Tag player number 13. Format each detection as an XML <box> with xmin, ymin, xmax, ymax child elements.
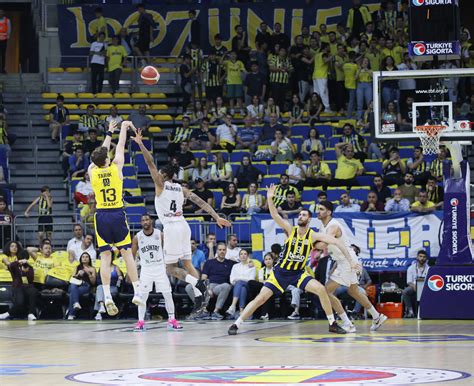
<box><xmin>100</xmin><ymin>188</ymin><xmax>117</xmax><ymax>203</ymax></box>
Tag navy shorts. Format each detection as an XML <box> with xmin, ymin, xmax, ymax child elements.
<box><xmin>94</xmin><ymin>208</ymin><xmax>131</xmax><ymax>252</ymax></box>
<box><xmin>264</xmin><ymin>268</ymin><xmax>313</xmax><ymax>294</ymax></box>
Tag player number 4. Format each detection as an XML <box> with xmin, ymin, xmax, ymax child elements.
<box><xmin>170</xmin><ymin>200</ymin><xmax>177</xmax><ymax>212</ymax></box>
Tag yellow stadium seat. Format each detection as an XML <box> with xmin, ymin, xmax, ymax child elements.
<box><xmin>281</xmin><ymin>112</ymin><xmax>290</xmax><ymax>118</ymax></box>
<box><xmin>186</xmin><ymin>216</ymin><xmax>205</xmax><ymax>221</ymax></box>
<box><xmin>42</xmin><ymin>92</ymin><xmax>58</xmax><ymax>99</ymax></box>
<box><xmin>0</xmin><ymin>269</ymin><xmax>12</xmax><ymax>282</ymax></box>
<box><xmin>97</xmin><ymin>104</ymin><xmax>113</xmax><ymax>110</ymax></box>
<box><xmin>42</xmin><ymin>104</ymin><xmax>55</xmax><ymax>110</ymax></box>
<box><xmin>96</xmin><ymin>93</ymin><xmax>113</xmax><ymax>98</ymax></box>
<box><xmin>77</xmin><ymin>93</ymin><xmax>94</xmax><ymax>98</ymax></box>
<box><xmin>154</xmin><ymin>114</ymin><xmax>173</xmax><ymax>121</ymax></box>
<box><xmin>154</xmin><ymin>58</ymin><xmax>167</xmax><ymax>64</ymax></box>
<box><xmin>48</xmin><ymin>67</ymin><xmax>64</xmax><ymax>73</ymax></box>
<box><xmin>175</xmin><ymin>114</ymin><xmax>184</xmax><ymax>121</ymax></box>
<box><xmin>61</xmin><ymin>92</ymin><xmax>77</xmax><ymax>99</ymax></box>
<box><xmin>124</xmin><ymin>188</ymin><xmax>143</xmax><ymax>197</ymax></box>
<box><xmin>149</xmin><ymin>126</ymin><xmax>161</xmax><ymax>133</ymax></box>
<box><xmin>257</xmin><ymin>145</ymin><xmax>271</xmax><ymax>151</ymax></box>
<box><xmin>168</xmin><ymin>57</ymin><xmax>182</xmax><ymax>64</ymax></box>
<box><xmin>157</xmin><ymin>67</ymin><xmax>175</xmax><ymax>73</ymax></box>
<box><xmin>44</xmin><ymin>103</ymin><xmax>78</xmax><ymax>110</ymax></box>
<box><xmin>64</xmin><ymin>104</ymin><xmax>79</xmax><ymax>109</ymax></box>
<box><xmin>114</xmin><ymin>93</ymin><xmax>130</xmax><ymax>98</ymax></box>
<box><xmin>116</xmin><ymin>104</ymin><xmax>133</xmax><ymax>109</ymax></box>
<box><xmin>69</xmin><ymin>114</ymin><xmax>81</xmax><ymax>121</ymax></box>
<box><xmin>150</xmin><ymin>104</ymin><xmax>168</xmax><ymax>110</ymax></box>
<box><xmin>65</xmin><ymin>67</ymin><xmax>83</xmax><ymax>73</ymax></box>
<box><xmin>132</xmin><ymin>104</ymin><xmax>148</xmax><ymax>109</ymax></box>
<box><xmin>148</xmin><ymin>92</ymin><xmax>166</xmax><ymax>99</ymax></box>
<box><xmin>79</xmin><ymin>104</ymin><xmax>96</xmax><ymax>110</ymax></box>
<box><xmin>123</xmin><ymin>67</ymin><xmax>133</xmax><ymax>73</ymax></box>
<box><xmin>131</xmin><ymin>93</ymin><xmax>148</xmax><ymax>98</ymax></box>
<box><xmin>303</xmin><ymin>186</ymin><xmax>323</xmax><ymax>190</ymax></box>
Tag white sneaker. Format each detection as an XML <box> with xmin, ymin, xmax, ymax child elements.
<box><xmin>0</xmin><ymin>312</ymin><xmax>10</xmax><ymax>320</ymax></box>
<box><xmin>95</xmin><ymin>312</ymin><xmax>102</xmax><ymax>321</ymax></box>
<box><xmin>225</xmin><ymin>307</ymin><xmax>236</xmax><ymax>317</ymax></box>
<box><xmin>132</xmin><ymin>294</ymin><xmax>145</xmax><ymax>307</ymax></box>
<box><xmin>73</xmin><ymin>302</ymin><xmax>82</xmax><ymax>310</ymax></box>
<box><xmin>260</xmin><ymin>313</ymin><xmax>269</xmax><ymax>320</ymax></box>
<box><xmin>370</xmin><ymin>314</ymin><xmax>388</xmax><ymax>331</ymax></box>
<box><xmin>104</xmin><ymin>298</ymin><xmax>119</xmax><ymax>316</ymax></box>
<box><xmin>342</xmin><ymin>322</ymin><xmax>356</xmax><ymax>333</ymax></box>
<box><xmin>27</xmin><ymin>314</ymin><xmax>37</xmax><ymax>321</ymax></box>
<box><xmin>67</xmin><ymin>315</ymin><xmax>75</xmax><ymax>320</ymax></box>
<box><xmin>98</xmin><ymin>304</ymin><xmax>106</xmax><ymax>314</ymax></box>
<box><xmin>287</xmin><ymin>311</ymin><xmax>300</xmax><ymax>320</ymax></box>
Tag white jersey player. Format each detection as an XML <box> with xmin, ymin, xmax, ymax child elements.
<box><xmin>316</xmin><ymin>201</ymin><xmax>387</xmax><ymax>333</ymax></box>
<box><xmin>132</xmin><ymin>129</ymin><xmax>231</xmax><ymax>314</ymax></box>
<box><xmin>131</xmin><ymin>214</ymin><xmax>182</xmax><ymax>331</ymax></box>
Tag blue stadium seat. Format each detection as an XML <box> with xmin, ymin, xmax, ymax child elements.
<box><xmin>398</xmin><ymin>147</ymin><xmax>413</xmax><ymax>159</ymax></box>
<box><xmin>291</xmin><ymin>125</ymin><xmax>310</xmax><ymax>137</ymax></box>
<box><xmin>207</xmin><ymin>223</ymin><xmax>228</xmax><ymax>243</ymax></box>
<box><xmin>356</xmin><ymin>175</ymin><xmax>375</xmax><ymax>186</ymax></box>
<box><xmin>207</xmin><ymin>151</ymin><xmax>229</xmax><ymax>162</ymax></box>
<box><xmin>123</xmin><ymin>179</ymin><xmax>139</xmax><ymax>189</ymax></box>
<box><xmin>232</xmin><ymin>218</ymin><xmax>251</xmax><ymax>243</ymax></box>
<box><xmin>124</xmin><ymin>195</ymin><xmax>145</xmax><ymax>205</ymax></box>
<box><xmin>187</xmin><ymin>218</ymin><xmax>204</xmax><ymax>241</ymax></box>
<box><xmin>252</xmin><ymin>161</ymin><xmax>267</xmax><ymax>176</ymax></box>
<box><xmin>261</xmin><ymin>175</ymin><xmax>279</xmax><ymax>186</ymax></box>
<box><xmin>191</xmin><ymin>151</ymin><xmax>207</xmax><ymax>162</ymax></box>
<box><xmin>268</xmin><ymin>162</ymin><xmax>289</xmax><ymax>175</ymax></box>
<box><xmin>326</xmin><ymin>188</ymin><xmax>347</xmax><ymax>202</ymax></box>
<box><xmin>364</xmin><ymin>161</ymin><xmax>383</xmax><ymax>174</ymax></box>
<box><xmin>124</xmin><ymin>152</ymin><xmax>131</xmax><ymax>164</ymax></box>
<box><xmin>122</xmin><ymin>164</ymin><xmax>136</xmax><ymax>177</ymax></box>
<box><xmin>230</xmin><ymin>163</ymin><xmax>239</xmax><ymax>176</ymax></box>
<box><xmin>131</xmin><ymin>139</ymin><xmax>152</xmax><ymax>152</ymax></box>
<box><xmin>328</xmin><ymin>136</ymin><xmax>343</xmax><ymax>148</ymax></box>
<box><xmin>323</xmin><ymin>149</ymin><xmax>337</xmax><ymax>161</ymax></box>
<box><xmin>134</xmin><ymin>153</ymin><xmax>149</xmax><ymax>174</ymax></box>
<box><xmin>230</xmin><ymin>150</ymin><xmax>250</xmax><ymax>163</ymax></box>
<box><xmin>301</xmin><ymin>189</ymin><xmax>319</xmax><ymax>202</ymax></box>
<box><xmin>210</xmin><ymin>189</ymin><xmax>224</xmax><ymax>208</ymax></box>
<box><xmin>291</xmin><ymin>136</ymin><xmax>304</xmax><ymax>151</ymax></box>
<box><xmin>314</xmin><ymin>125</ymin><xmax>333</xmax><ymax>137</ymax></box>
<box><xmin>350</xmin><ymin>187</ymin><xmax>370</xmax><ymax>201</ymax></box>
<box><xmin>326</xmin><ymin>161</ymin><xmax>337</xmax><ymax>175</ymax></box>
<box><xmin>125</xmin><ymin>205</ymin><xmax>147</xmax><ymax>229</ymax></box>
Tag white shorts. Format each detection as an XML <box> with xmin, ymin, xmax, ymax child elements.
<box><xmin>140</xmin><ymin>269</ymin><xmax>172</xmax><ymax>294</ymax></box>
<box><xmin>163</xmin><ymin>221</ymin><xmax>192</xmax><ymax>264</ymax></box>
<box><xmin>330</xmin><ymin>254</ymin><xmax>360</xmax><ymax>287</ymax></box>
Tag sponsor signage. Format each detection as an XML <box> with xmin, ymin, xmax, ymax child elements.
<box><xmin>411</xmin><ymin>0</ymin><xmax>457</xmax><ymax>6</ymax></box>
<box><xmin>409</xmin><ymin>41</ymin><xmax>461</xmax><ymax>57</ymax></box>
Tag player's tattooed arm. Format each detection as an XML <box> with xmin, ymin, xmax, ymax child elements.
<box><xmin>184</xmin><ymin>188</ymin><xmax>231</xmax><ymax>229</ymax></box>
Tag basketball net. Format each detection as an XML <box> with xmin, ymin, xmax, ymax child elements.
<box><xmin>414</xmin><ymin>125</ymin><xmax>447</xmax><ymax>155</ymax></box>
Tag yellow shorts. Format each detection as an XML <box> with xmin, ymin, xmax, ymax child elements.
<box><xmin>264</xmin><ymin>268</ymin><xmax>313</xmax><ymax>294</ymax></box>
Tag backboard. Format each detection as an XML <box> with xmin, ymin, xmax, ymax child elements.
<box><xmin>373</xmin><ymin>68</ymin><xmax>474</xmax><ymax>142</ymax></box>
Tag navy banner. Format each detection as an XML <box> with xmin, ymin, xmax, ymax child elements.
<box><xmin>57</xmin><ymin>0</ymin><xmax>380</xmax><ymax>57</ymax></box>
<box><xmin>408</xmin><ymin>41</ymin><xmax>461</xmax><ymax>57</ymax></box>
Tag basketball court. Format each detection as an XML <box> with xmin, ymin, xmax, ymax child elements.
<box><xmin>0</xmin><ymin>319</ymin><xmax>473</xmax><ymax>385</ymax></box>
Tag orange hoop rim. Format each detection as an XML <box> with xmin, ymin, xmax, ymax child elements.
<box><xmin>414</xmin><ymin>125</ymin><xmax>447</xmax><ymax>138</ymax></box>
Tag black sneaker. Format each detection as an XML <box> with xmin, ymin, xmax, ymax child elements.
<box><xmin>196</xmin><ymin>279</ymin><xmax>210</xmax><ymax>308</ymax></box>
<box><xmin>329</xmin><ymin>321</ymin><xmax>347</xmax><ymax>334</ymax></box>
<box><xmin>228</xmin><ymin>324</ymin><xmax>238</xmax><ymax>335</ymax></box>
<box><xmin>191</xmin><ymin>295</ymin><xmax>203</xmax><ymax>314</ymax></box>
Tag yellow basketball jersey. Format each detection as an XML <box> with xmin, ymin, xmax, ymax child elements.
<box><xmin>276</xmin><ymin>226</ymin><xmax>314</xmax><ymax>271</ymax></box>
<box><xmin>91</xmin><ymin>163</ymin><xmax>124</xmax><ymax>209</ymax></box>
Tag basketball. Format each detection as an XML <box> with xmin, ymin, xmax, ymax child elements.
<box><xmin>140</xmin><ymin>65</ymin><xmax>160</xmax><ymax>85</ymax></box>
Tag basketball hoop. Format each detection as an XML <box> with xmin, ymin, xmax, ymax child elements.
<box><xmin>414</xmin><ymin>125</ymin><xmax>448</xmax><ymax>155</ymax></box>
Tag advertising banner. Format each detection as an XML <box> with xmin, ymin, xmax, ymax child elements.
<box><xmin>408</xmin><ymin>41</ymin><xmax>461</xmax><ymax>57</ymax></box>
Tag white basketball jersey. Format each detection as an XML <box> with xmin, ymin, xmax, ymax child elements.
<box><xmin>154</xmin><ymin>181</ymin><xmax>185</xmax><ymax>225</ymax></box>
<box><xmin>319</xmin><ymin>218</ymin><xmax>357</xmax><ymax>264</ymax></box>
<box><xmin>136</xmin><ymin>229</ymin><xmax>165</xmax><ymax>271</ymax></box>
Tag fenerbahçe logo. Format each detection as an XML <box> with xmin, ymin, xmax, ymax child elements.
<box><xmin>428</xmin><ymin>275</ymin><xmax>444</xmax><ymax>291</ymax></box>
<box><xmin>413</xmin><ymin>43</ymin><xmax>426</xmax><ymax>55</ymax></box>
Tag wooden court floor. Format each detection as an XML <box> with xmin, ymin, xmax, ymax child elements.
<box><xmin>0</xmin><ymin>318</ymin><xmax>473</xmax><ymax>385</ymax></box>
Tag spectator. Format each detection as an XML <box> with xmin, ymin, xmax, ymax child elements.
<box><xmin>271</xmin><ymin>129</ymin><xmax>294</xmax><ymax>162</ymax></box>
<box><xmin>0</xmin><ymin>9</ymin><xmax>11</xmax><ymax>74</ymax></box>
<box><xmin>382</xmin><ymin>38</ymin><xmax>404</xmax><ymax>66</ymax></box>
<box><xmin>332</xmin><ymin>143</ymin><xmax>364</xmax><ymax>187</ymax></box>
<box><xmin>67</xmin><ymin>224</ymin><xmax>84</xmax><ymax>252</ymax></box>
<box><xmin>187</xmin><ymin>178</ymin><xmax>213</xmax><ymax>214</ymax></box>
<box><xmin>0</xmin><ymin>198</ymin><xmax>13</xmax><ymax>245</ymax></box>
<box><xmin>382</xmin><ymin>101</ymin><xmax>401</xmax><ymax>133</ymax></box>
<box><xmin>192</xmin><ymin>158</ymin><xmax>211</xmax><ymax>185</ymax></box>
<box><xmin>425</xmin><ymin>176</ymin><xmax>444</xmax><ymax>209</ymax></box>
<box><xmin>89</xmin><ymin>32</ymin><xmax>107</xmax><ymax>94</ymax></box>
<box><xmin>200</xmin><ymin>232</ymin><xmax>217</xmax><ymax>260</ymax></box>
<box><xmin>244</xmin><ymin>62</ymin><xmax>266</xmax><ymax>106</ymax></box>
<box><xmin>399</xmin><ymin>95</ymin><xmax>416</xmax><ymax>132</ymax></box>
<box><xmin>212</xmin><ymin>33</ymin><xmax>228</xmax><ymax>59</ymax></box>
<box><xmin>382</xmin><ymin>146</ymin><xmax>405</xmax><ymax>186</ymax></box>
<box><xmin>135</xmin><ymin>3</ymin><xmax>155</xmax><ymax>65</ymax></box>
<box><xmin>460</xmin><ymin>94</ymin><xmax>474</xmax><ymax>121</ymax></box>
<box><xmin>225</xmin><ymin>234</ymin><xmax>241</xmax><ymax>262</ymax></box>
<box><xmin>261</xmin><ymin>112</ymin><xmax>286</xmax><ymax>144</ymax></box>
<box><xmin>333</xmin><ymin>44</ymin><xmax>347</xmax><ymax>114</ymax></box>
<box><xmin>188</xmin><ymin>9</ymin><xmax>201</xmax><ymax>46</ymax></box>
<box><xmin>69</xmin><ymin>147</ymin><xmax>89</xmax><ymax>178</ymax></box>
<box><xmin>339</xmin><ymin>123</ymin><xmax>367</xmax><ymax>162</ymax></box>
<box><xmin>312</xmin><ymin>43</ymin><xmax>333</xmax><ymax>112</ymax></box>
<box><xmin>269</xmin><ymin>47</ymin><xmax>293</xmax><ymax>110</ymax></box>
<box><xmin>384</xmin><ymin>188</ymin><xmax>410</xmax><ymax>212</ymax></box>
<box><xmin>288</xmin><ymin>95</ymin><xmax>304</xmax><ymax>127</ymax></box>
<box><xmin>380</xmin><ymin>56</ymin><xmax>399</xmax><ymax>108</ymax></box>
<box><xmin>342</xmin><ymin>51</ymin><xmax>358</xmax><ymax>118</ymax></box>
<box><xmin>78</xmin><ymin>105</ymin><xmax>101</xmax><ymax>135</ymax></box>
<box><xmin>347</xmin><ymin>0</ymin><xmax>372</xmax><ymax>37</ymax></box>
<box><xmin>272</xmin><ymin>174</ymin><xmax>300</xmax><ymax>208</ymax></box>
<box><xmin>234</xmin><ymin>156</ymin><xmax>262</xmax><ymax>189</ymax></box>
<box><xmin>241</xmin><ymin>182</ymin><xmax>265</xmax><ymax>215</ymax></box>
<box><xmin>74</xmin><ymin>173</ymin><xmax>93</xmax><ymax>205</ymax></box>
<box><xmin>180</xmin><ymin>54</ymin><xmax>194</xmax><ymax>112</ymax></box>
<box><xmin>226</xmin><ymin>249</ymin><xmax>256</xmax><ymax>318</ymax></box>
<box><xmin>221</xmin><ymin>183</ymin><xmax>241</xmax><ymax>217</ymax></box>
<box><xmin>247</xmin><ymin>252</ymin><xmax>275</xmax><ymax>320</ymax></box>
<box><xmin>61</xmin><ymin>129</ymin><xmax>83</xmax><ymax>178</ymax></box>
<box><xmin>68</xmin><ymin>233</ymin><xmax>97</xmax><ymax>263</ymax></box>
<box><xmin>255</xmin><ymin>40</ymin><xmax>269</xmax><ymax>80</ymax></box>
<box><xmin>399</xmin><ymin>172</ymin><xmax>419</xmax><ymax>204</ymax></box>
<box><xmin>80</xmin><ymin>194</ymin><xmax>96</xmax><ymax>234</ymax></box>
<box><xmin>290</xmin><ymin>34</ymin><xmax>305</xmax><ymax>84</ymax></box>
<box><xmin>104</xmin><ymin>106</ymin><xmax>123</xmax><ymax>128</ymax></box>
<box><xmin>49</xmin><ymin>95</ymin><xmax>70</xmax><ymax>143</ymax></box>
<box><xmin>170</xmin><ymin>156</ymin><xmax>185</xmax><ymax>182</ymax></box>
<box><xmin>202</xmin><ymin>49</ymin><xmax>224</xmax><ymax>111</ymax></box>
<box><xmin>407</xmin><ymin>146</ymin><xmax>431</xmax><ymax>186</ymax></box>
<box><xmin>223</xmin><ymin>51</ymin><xmax>246</xmax><ymax>115</ymax></box>
<box><xmin>67</xmin><ymin>252</ymin><xmax>97</xmax><ymax>320</ymax></box>
<box><xmin>430</xmin><ymin>146</ymin><xmax>451</xmax><ymax>183</ymax></box>
<box><xmin>402</xmin><ymin>250</ymin><xmax>429</xmax><ymax>318</ymax></box>
<box><xmin>246</xmin><ymin>95</ymin><xmax>264</xmax><ymax>124</ymax></box>
<box><xmin>236</xmin><ymin>117</ymin><xmax>260</xmax><ymax>153</ymax></box>
<box><xmin>356</xmin><ymin>57</ymin><xmax>373</xmax><ymax>120</ymax></box>
<box><xmin>334</xmin><ymin>191</ymin><xmax>361</xmax><ymax>212</ymax></box>
<box><xmin>24</xmin><ymin>186</ymin><xmax>53</xmax><ymax>243</ymax></box>
<box><xmin>83</xmin><ymin>129</ymin><xmax>101</xmax><ymax>157</ymax></box>
<box><xmin>216</xmin><ymin>113</ymin><xmax>237</xmax><ymax>152</ymax></box>
<box><xmin>305</xmin><ymin>151</ymin><xmax>331</xmax><ymax>189</ymax></box>
<box><xmin>287</xmin><ymin>153</ymin><xmax>306</xmax><ymax>190</ymax></box>
<box><xmin>175</xmin><ymin>141</ymin><xmax>195</xmax><ymax>180</ymax></box>
<box><xmin>277</xmin><ymin>191</ymin><xmax>303</xmax><ymax>219</ymax></box>
<box><xmin>306</xmin><ymin>93</ymin><xmax>323</xmax><ymax>122</ymax></box>
<box><xmin>397</xmin><ymin>54</ymin><xmax>417</xmax><ymax>110</ymax></box>
<box><xmin>128</xmin><ymin>104</ymin><xmax>151</xmax><ymax>133</ymax></box>
<box><xmin>191</xmin><ymin>118</ymin><xmax>216</xmax><ymax>152</ymax></box>
<box><xmin>302</xmin><ymin>127</ymin><xmax>324</xmax><ymax>157</ymax></box>
<box><xmin>371</xmin><ymin>174</ymin><xmax>392</xmax><ymax>204</ymax></box>
<box><xmin>271</xmin><ymin>22</ymin><xmax>290</xmax><ymax>50</ymax></box>
<box><xmin>210</xmin><ymin>96</ymin><xmax>227</xmax><ymax>125</ymax></box>
<box><xmin>190</xmin><ymin>239</ymin><xmax>206</xmax><ymax>273</ymax></box>
<box><xmin>0</xmin><ymin>250</ymin><xmax>38</xmax><ymax>320</ymax></box>
<box><xmin>231</xmin><ymin>24</ymin><xmax>250</xmax><ymax>64</ymax></box>
<box><xmin>94</xmin><ymin>257</ymin><xmax>123</xmax><ymax>320</ymax></box>
<box><xmin>263</xmin><ymin>97</ymin><xmax>281</xmax><ymax>122</ymax></box>
<box><xmin>309</xmin><ymin>191</ymin><xmax>327</xmax><ymax>214</ymax></box>
<box><xmin>188</xmin><ymin>100</ymin><xmax>206</xmax><ymax>126</ymax></box>
<box><xmin>201</xmin><ymin>242</ymin><xmax>236</xmax><ymax>319</ymax></box>
<box><xmin>411</xmin><ymin>190</ymin><xmax>436</xmax><ymax>213</ymax></box>
<box><xmin>286</xmin><ymin>284</ymin><xmax>304</xmax><ymax>320</ymax></box>
<box><xmin>209</xmin><ymin>152</ymin><xmax>232</xmax><ymax>189</ymax></box>
<box><xmin>296</xmin><ymin>46</ymin><xmax>314</xmax><ymax>103</ymax></box>
<box><xmin>359</xmin><ymin>191</ymin><xmax>383</xmax><ymax>212</ymax></box>
<box><xmin>91</xmin><ymin>7</ymin><xmax>107</xmax><ymax>41</ymax></box>
<box><xmin>255</xmin><ymin>22</ymin><xmax>272</xmax><ymax>49</ymax></box>
<box><xmin>119</xmin><ymin>27</ymin><xmax>132</xmax><ymax>56</ymax></box>
<box><xmin>106</xmin><ymin>35</ymin><xmax>127</xmax><ymax>94</ymax></box>
<box><xmin>167</xmin><ymin>116</ymin><xmax>193</xmax><ymax>158</ymax></box>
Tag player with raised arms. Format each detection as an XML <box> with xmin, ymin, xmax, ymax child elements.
<box><xmin>228</xmin><ymin>184</ymin><xmax>355</xmax><ymax>335</ymax></box>
<box><xmin>88</xmin><ymin>121</ymin><xmax>144</xmax><ymax>316</ymax></box>
<box><xmin>132</xmin><ymin>128</ymin><xmax>231</xmax><ymax>312</ymax></box>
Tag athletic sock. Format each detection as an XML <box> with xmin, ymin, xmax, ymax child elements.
<box><xmin>235</xmin><ymin>316</ymin><xmax>243</xmax><ymax>328</ymax></box>
<box><xmin>132</xmin><ymin>281</ymin><xmax>140</xmax><ymax>294</ymax></box>
<box><xmin>327</xmin><ymin>314</ymin><xmax>335</xmax><ymax>325</ymax></box>
<box><xmin>368</xmin><ymin>306</ymin><xmax>380</xmax><ymax>319</ymax></box>
<box><xmin>103</xmin><ymin>284</ymin><xmax>112</xmax><ymax>299</ymax></box>
<box><xmin>163</xmin><ymin>292</ymin><xmax>175</xmax><ymax>320</ymax></box>
<box><xmin>138</xmin><ymin>304</ymin><xmax>146</xmax><ymax>322</ymax></box>
<box><xmin>340</xmin><ymin>312</ymin><xmax>351</xmax><ymax>325</ymax></box>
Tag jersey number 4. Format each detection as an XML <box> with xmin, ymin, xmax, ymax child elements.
<box><xmin>170</xmin><ymin>200</ymin><xmax>177</xmax><ymax>212</ymax></box>
<box><xmin>100</xmin><ymin>188</ymin><xmax>117</xmax><ymax>203</ymax></box>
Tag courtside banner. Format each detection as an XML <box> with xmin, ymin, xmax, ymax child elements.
<box><xmin>57</xmin><ymin>0</ymin><xmax>380</xmax><ymax>58</ymax></box>
<box><xmin>408</xmin><ymin>41</ymin><xmax>461</xmax><ymax>57</ymax></box>
<box><xmin>251</xmin><ymin>212</ymin><xmax>443</xmax><ymax>271</ymax></box>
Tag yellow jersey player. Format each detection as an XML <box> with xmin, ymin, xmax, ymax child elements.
<box><xmin>228</xmin><ymin>184</ymin><xmax>356</xmax><ymax>335</ymax></box>
<box><xmin>88</xmin><ymin>121</ymin><xmax>144</xmax><ymax>316</ymax></box>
